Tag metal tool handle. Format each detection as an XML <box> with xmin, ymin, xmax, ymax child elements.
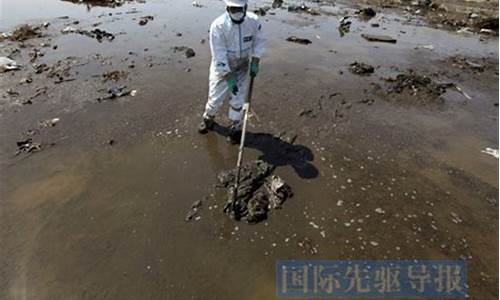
<box><xmin>228</xmin><ymin>74</ymin><xmax>255</xmax><ymax>215</ymax></box>
<box><xmin>234</xmin><ymin>74</ymin><xmax>255</xmax><ymax>183</ymax></box>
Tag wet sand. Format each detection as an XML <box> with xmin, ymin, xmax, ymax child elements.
<box><xmin>0</xmin><ymin>0</ymin><xmax>498</xmax><ymax>299</ymax></box>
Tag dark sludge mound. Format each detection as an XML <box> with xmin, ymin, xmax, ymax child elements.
<box><xmin>217</xmin><ymin>160</ymin><xmax>293</xmax><ymax>223</ymax></box>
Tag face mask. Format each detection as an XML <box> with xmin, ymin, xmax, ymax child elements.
<box><xmin>229</xmin><ymin>11</ymin><xmax>245</xmax><ymax>22</ymax></box>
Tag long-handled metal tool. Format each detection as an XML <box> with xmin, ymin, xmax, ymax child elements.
<box><xmin>224</xmin><ymin>74</ymin><xmax>255</xmax><ymax>218</ymax></box>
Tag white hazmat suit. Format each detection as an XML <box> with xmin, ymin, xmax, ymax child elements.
<box><xmin>203</xmin><ymin>11</ymin><xmax>266</xmax><ymax>123</ymax></box>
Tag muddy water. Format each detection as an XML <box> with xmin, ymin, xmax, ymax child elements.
<box><xmin>0</xmin><ymin>0</ymin><xmax>498</xmax><ymax>299</ymax></box>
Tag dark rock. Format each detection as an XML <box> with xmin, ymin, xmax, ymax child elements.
<box><xmin>357</xmin><ymin>7</ymin><xmax>376</xmax><ymax>20</ymax></box>
<box><xmin>272</xmin><ymin>0</ymin><xmax>283</xmax><ymax>9</ymax></box>
<box><xmin>173</xmin><ymin>46</ymin><xmax>195</xmax><ymax>58</ymax></box>
<box><xmin>253</xmin><ymin>7</ymin><xmax>270</xmax><ymax>16</ymax></box>
<box><xmin>286</xmin><ymin>36</ymin><xmax>312</xmax><ymax>45</ymax></box>
<box><xmin>139</xmin><ymin>15</ymin><xmax>154</xmax><ymax>26</ymax></box>
<box><xmin>361</xmin><ymin>34</ymin><xmax>397</xmax><ymax>43</ymax></box>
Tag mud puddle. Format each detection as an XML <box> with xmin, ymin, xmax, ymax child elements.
<box><xmin>0</xmin><ymin>0</ymin><xmax>498</xmax><ymax>299</ymax></box>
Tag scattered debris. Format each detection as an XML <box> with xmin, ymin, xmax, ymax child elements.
<box><xmin>0</xmin><ymin>57</ymin><xmax>21</xmax><ymax>72</ymax></box>
<box><xmin>474</xmin><ymin>17</ymin><xmax>499</xmax><ymax>35</ymax></box>
<box><xmin>185</xmin><ymin>198</ymin><xmax>203</xmax><ymax>222</ymax></box>
<box><xmin>47</xmin><ymin>59</ymin><xmax>78</xmax><ymax>82</ymax></box>
<box><xmin>451</xmin><ymin>56</ymin><xmax>485</xmax><ymax>72</ymax></box>
<box><xmin>272</xmin><ymin>0</ymin><xmax>283</xmax><ymax>9</ymax></box>
<box><xmin>254</xmin><ymin>7</ymin><xmax>270</xmax><ymax>16</ymax></box>
<box><xmin>481</xmin><ymin>148</ymin><xmax>499</xmax><ymax>159</ymax></box>
<box><xmin>420</xmin><ymin>44</ymin><xmax>435</xmax><ymax>50</ymax></box>
<box><xmin>339</xmin><ymin>16</ymin><xmax>352</xmax><ymax>37</ymax></box>
<box><xmin>39</xmin><ymin>118</ymin><xmax>60</xmax><ymax>128</ymax></box>
<box><xmin>361</xmin><ymin>34</ymin><xmax>397</xmax><ymax>43</ymax></box>
<box><xmin>450</xmin><ymin>212</ymin><xmax>463</xmax><ymax>224</ymax></box>
<box><xmin>102</xmin><ymin>70</ymin><xmax>128</xmax><ymax>82</ymax></box>
<box><xmin>275</xmin><ymin>130</ymin><xmax>298</xmax><ymax>144</ymax></box>
<box><xmin>61</xmin><ymin>26</ymin><xmax>77</xmax><ymax>34</ymax></box>
<box><xmin>385</xmin><ymin>70</ymin><xmax>448</xmax><ymax>101</ymax></box>
<box><xmin>16</xmin><ymin>139</ymin><xmax>42</xmax><ymax>155</ymax></box>
<box><xmin>97</xmin><ymin>85</ymin><xmax>132</xmax><ymax>101</ymax></box>
<box><xmin>309</xmin><ymin>221</ymin><xmax>320</xmax><ymax>229</ymax></box>
<box><xmin>138</xmin><ymin>15</ymin><xmax>154</xmax><ymax>26</ymax></box>
<box><xmin>286</xmin><ymin>36</ymin><xmax>312</xmax><ymax>45</ymax></box>
<box><xmin>61</xmin><ymin>27</ymin><xmax>115</xmax><ymax>42</ymax></box>
<box><xmin>288</xmin><ymin>4</ymin><xmax>320</xmax><ymax>15</ymax></box>
<box><xmin>299</xmin><ymin>109</ymin><xmax>316</xmax><ymax>118</ymax></box>
<box><xmin>33</xmin><ymin>63</ymin><xmax>49</xmax><ymax>74</ymax></box>
<box><xmin>11</xmin><ymin>24</ymin><xmax>42</xmax><ymax>41</ymax></box>
<box><xmin>349</xmin><ymin>61</ymin><xmax>374</xmax><ymax>75</ymax></box>
<box><xmin>356</xmin><ymin>7</ymin><xmax>376</xmax><ymax>20</ymax></box>
<box><xmin>451</xmin><ymin>83</ymin><xmax>472</xmax><ymax>101</ymax></box>
<box><xmin>218</xmin><ymin>160</ymin><xmax>292</xmax><ymax>223</ymax></box>
<box><xmin>192</xmin><ymin>1</ymin><xmax>203</xmax><ymax>7</ymax></box>
<box><xmin>173</xmin><ymin>46</ymin><xmax>196</xmax><ymax>58</ymax></box>
<box><xmin>360</xmin><ymin>98</ymin><xmax>375</xmax><ymax>105</ymax></box>
<box><xmin>297</xmin><ymin>237</ymin><xmax>318</xmax><ymax>254</ymax></box>
<box><xmin>61</xmin><ymin>0</ymin><xmax>131</xmax><ymax>8</ymax></box>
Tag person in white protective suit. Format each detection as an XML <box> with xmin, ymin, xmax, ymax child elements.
<box><xmin>198</xmin><ymin>0</ymin><xmax>266</xmax><ymax>143</ymax></box>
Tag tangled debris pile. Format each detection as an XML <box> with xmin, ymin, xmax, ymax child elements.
<box><xmin>217</xmin><ymin>160</ymin><xmax>292</xmax><ymax>223</ymax></box>
<box><xmin>385</xmin><ymin>71</ymin><xmax>448</xmax><ymax>102</ymax></box>
<box><xmin>10</xmin><ymin>24</ymin><xmax>43</xmax><ymax>41</ymax></box>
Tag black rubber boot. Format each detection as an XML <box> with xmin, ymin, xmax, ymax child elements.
<box><xmin>226</xmin><ymin>122</ymin><xmax>242</xmax><ymax>144</ymax></box>
<box><xmin>198</xmin><ymin>117</ymin><xmax>214</xmax><ymax>134</ymax></box>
